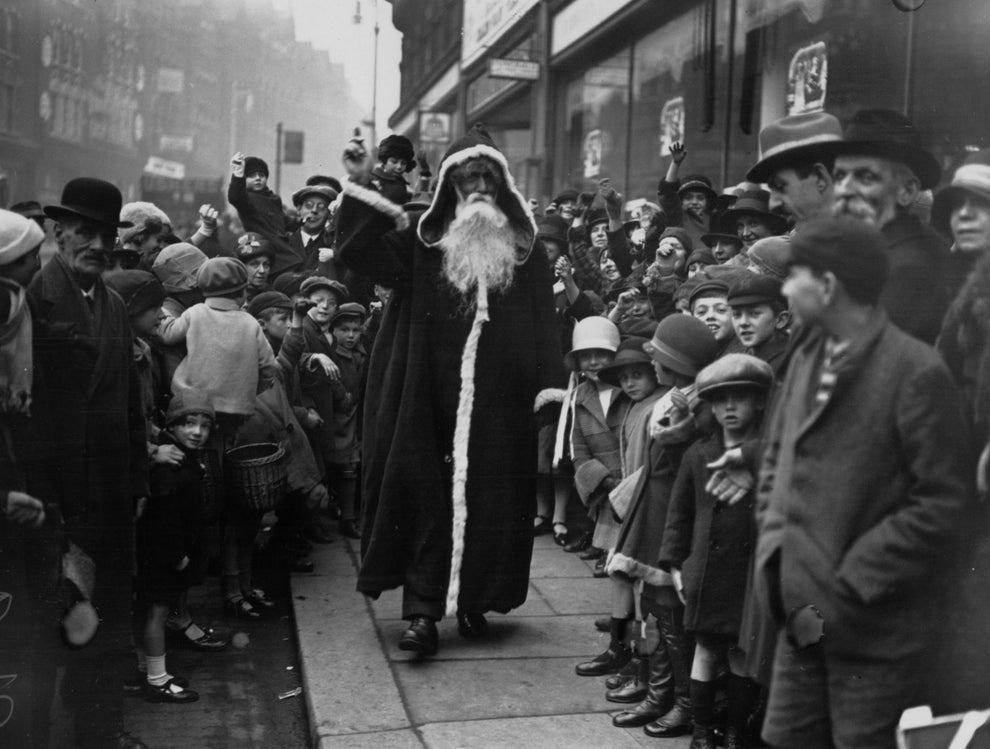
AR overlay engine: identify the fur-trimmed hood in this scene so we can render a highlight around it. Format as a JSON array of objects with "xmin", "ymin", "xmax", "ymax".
[{"xmin": 417, "ymin": 124, "xmax": 537, "ymax": 261}]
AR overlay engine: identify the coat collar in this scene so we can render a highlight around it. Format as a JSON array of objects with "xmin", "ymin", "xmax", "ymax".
[
  {"xmin": 575, "ymin": 379, "xmax": 626, "ymax": 425},
  {"xmin": 204, "ymin": 297, "xmax": 242, "ymax": 311}
]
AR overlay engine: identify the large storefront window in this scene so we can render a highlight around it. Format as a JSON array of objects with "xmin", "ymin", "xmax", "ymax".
[{"xmin": 556, "ymin": 48, "xmax": 630, "ymax": 191}]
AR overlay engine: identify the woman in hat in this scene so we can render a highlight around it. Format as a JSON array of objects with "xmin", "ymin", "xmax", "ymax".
[{"xmin": 722, "ymin": 190, "xmax": 788, "ymax": 255}]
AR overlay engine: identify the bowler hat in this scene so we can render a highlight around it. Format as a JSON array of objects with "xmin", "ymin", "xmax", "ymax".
[
  {"xmin": 44, "ymin": 177, "xmax": 132, "ymax": 230},
  {"xmin": 931, "ymin": 149, "xmax": 990, "ymax": 236},
  {"xmin": 678, "ymin": 175, "xmax": 718, "ymax": 205},
  {"xmin": 598, "ymin": 337, "xmax": 655, "ymax": 386},
  {"xmin": 564, "ymin": 316, "xmax": 620, "ymax": 371},
  {"xmin": 723, "ymin": 190, "xmax": 789, "ymax": 235},
  {"xmin": 237, "ymin": 232, "xmax": 275, "ymax": 263},
  {"xmin": 246, "ymin": 290, "xmax": 292, "ymax": 318},
  {"xmin": 695, "ymin": 353, "xmax": 773, "ymax": 399},
  {"xmin": 727, "ymin": 272, "xmax": 784, "ymax": 307},
  {"xmin": 643, "ymin": 314, "xmax": 719, "ymax": 377},
  {"xmin": 826, "ymin": 109, "xmax": 940, "ymax": 190},
  {"xmin": 746, "ymin": 111, "xmax": 843, "ymax": 184},
  {"xmin": 292, "ymin": 184, "xmax": 338, "ymax": 208}
]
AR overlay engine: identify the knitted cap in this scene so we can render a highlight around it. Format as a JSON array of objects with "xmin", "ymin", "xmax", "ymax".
[
  {"xmin": 746, "ymin": 236, "xmax": 791, "ymax": 281},
  {"xmin": 244, "ymin": 156, "xmax": 269, "ymax": 178},
  {"xmin": 564, "ymin": 316, "xmax": 620, "ymax": 371},
  {"xmin": 196, "ymin": 256, "xmax": 249, "ymax": 297},
  {"xmin": 789, "ymin": 217, "xmax": 888, "ymax": 305},
  {"xmin": 727, "ymin": 272, "xmax": 784, "ymax": 308},
  {"xmin": 0, "ymin": 208, "xmax": 45, "ymax": 266},
  {"xmin": 658, "ymin": 226, "xmax": 693, "ymax": 253},
  {"xmin": 246, "ymin": 290, "xmax": 292, "ymax": 318},
  {"xmin": 643, "ymin": 314, "xmax": 719, "ymax": 377},
  {"xmin": 166, "ymin": 389, "xmax": 215, "ymax": 426},
  {"xmin": 119, "ymin": 201, "xmax": 171, "ymax": 246},
  {"xmin": 695, "ymin": 353, "xmax": 773, "ymax": 399},
  {"xmin": 152, "ymin": 242, "xmax": 208, "ymax": 293},
  {"xmin": 104, "ymin": 269, "xmax": 166, "ymax": 316},
  {"xmin": 329, "ymin": 302, "xmax": 367, "ymax": 328},
  {"xmin": 686, "ymin": 247, "xmax": 716, "ymax": 268},
  {"xmin": 598, "ymin": 337, "xmax": 654, "ymax": 386}
]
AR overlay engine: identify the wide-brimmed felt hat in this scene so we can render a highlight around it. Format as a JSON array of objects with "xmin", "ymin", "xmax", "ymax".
[
  {"xmin": 292, "ymin": 184, "xmax": 338, "ymax": 207},
  {"xmin": 45, "ymin": 177, "xmax": 132, "ymax": 230},
  {"xmin": 695, "ymin": 353, "xmax": 773, "ymax": 399},
  {"xmin": 678, "ymin": 174, "xmax": 718, "ymax": 205},
  {"xmin": 553, "ymin": 189, "xmax": 579, "ymax": 205},
  {"xmin": 564, "ymin": 316, "xmax": 620, "ymax": 371},
  {"xmin": 538, "ymin": 213, "xmax": 570, "ymax": 246},
  {"xmin": 598, "ymin": 337, "xmax": 655, "ymax": 386},
  {"xmin": 700, "ymin": 212, "xmax": 745, "ymax": 248},
  {"xmin": 746, "ymin": 111, "xmax": 843, "ymax": 184},
  {"xmin": 931, "ymin": 149, "xmax": 990, "ymax": 236},
  {"xmin": 824, "ymin": 108, "xmax": 940, "ymax": 190},
  {"xmin": 723, "ymin": 190, "xmax": 788, "ymax": 234},
  {"xmin": 643, "ymin": 314, "xmax": 719, "ymax": 377}
]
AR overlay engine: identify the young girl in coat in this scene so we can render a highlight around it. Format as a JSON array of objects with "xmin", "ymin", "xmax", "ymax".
[
  {"xmin": 133, "ymin": 392, "xmax": 215, "ymax": 705},
  {"xmin": 659, "ymin": 354, "xmax": 773, "ymax": 749}
]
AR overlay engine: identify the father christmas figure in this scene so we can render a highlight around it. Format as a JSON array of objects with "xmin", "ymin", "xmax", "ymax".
[{"xmin": 336, "ymin": 125, "xmax": 565, "ymax": 655}]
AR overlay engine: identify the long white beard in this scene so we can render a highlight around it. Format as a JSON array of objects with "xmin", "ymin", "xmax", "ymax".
[{"xmin": 440, "ymin": 199, "xmax": 518, "ymax": 295}]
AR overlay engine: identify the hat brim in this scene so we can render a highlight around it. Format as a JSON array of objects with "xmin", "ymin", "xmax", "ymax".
[
  {"xmin": 44, "ymin": 205, "xmax": 133, "ymax": 229},
  {"xmin": 746, "ymin": 141, "xmax": 841, "ymax": 184},
  {"xmin": 722, "ymin": 207, "xmax": 789, "ymax": 235},
  {"xmin": 598, "ymin": 353, "xmax": 654, "ymax": 386},
  {"xmin": 930, "ymin": 184, "xmax": 990, "ymax": 237},
  {"xmin": 696, "ymin": 379, "xmax": 770, "ymax": 399},
  {"xmin": 678, "ymin": 185, "xmax": 719, "ymax": 204},
  {"xmin": 728, "ymin": 293, "xmax": 781, "ymax": 307},
  {"xmin": 822, "ymin": 140, "xmax": 941, "ymax": 190},
  {"xmin": 642, "ymin": 339, "xmax": 699, "ymax": 378},
  {"xmin": 292, "ymin": 187, "xmax": 338, "ymax": 207},
  {"xmin": 701, "ymin": 233, "xmax": 743, "ymax": 247}
]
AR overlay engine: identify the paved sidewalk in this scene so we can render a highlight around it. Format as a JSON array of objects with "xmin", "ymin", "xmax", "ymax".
[{"xmin": 291, "ymin": 533, "xmax": 692, "ymax": 748}]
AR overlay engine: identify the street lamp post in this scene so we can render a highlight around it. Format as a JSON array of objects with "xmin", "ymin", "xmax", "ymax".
[{"xmin": 354, "ymin": 0, "xmax": 380, "ymax": 147}]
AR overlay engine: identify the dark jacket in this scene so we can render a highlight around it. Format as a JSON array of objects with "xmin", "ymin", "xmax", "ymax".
[
  {"xmin": 657, "ymin": 178, "xmax": 711, "ymax": 249},
  {"xmin": 227, "ymin": 175, "xmax": 292, "ymax": 254},
  {"xmin": 755, "ymin": 311, "xmax": 973, "ymax": 661},
  {"xmin": 370, "ymin": 166, "xmax": 411, "ymax": 205},
  {"xmin": 142, "ymin": 432, "xmax": 203, "ymax": 574},
  {"xmin": 880, "ymin": 211, "xmax": 949, "ymax": 345},
  {"xmin": 281, "ymin": 226, "xmax": 333, "ymax": 278},
  {"xmin": 568, "ymin": 226, "xmax": 633, "ymax": 299},
  {"xmin": 660, "ymin": 434, "xmax": 755, "ymax": 636}
]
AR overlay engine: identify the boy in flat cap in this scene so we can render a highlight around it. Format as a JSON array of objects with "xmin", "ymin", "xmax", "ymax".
[{"xmin": 727, "ymin": 274, "xmax": 790, "ymax": 376}]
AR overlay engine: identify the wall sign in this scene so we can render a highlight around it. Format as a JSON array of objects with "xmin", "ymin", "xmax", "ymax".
[
  {"xmin": 659, "ymin": 96, "xmax": 685, "ymax": 157},
  {"xmin": 787, "ymin": 42, "xmax": 827, "ymax": 115},
  {"xmin": 419, "ymin": 111, "xmax": 451, "ymax": 143},
  {"xmin": 583, "ymin": 128, "xmax": 604, "ymax": 179}
]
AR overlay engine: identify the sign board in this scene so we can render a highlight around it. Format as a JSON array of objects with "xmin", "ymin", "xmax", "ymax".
[
  {"xmin": 157, "ymin": 67, "xmax": 185, "ymax": 93},
  {"xmin": 462, "ymin": 0, "xmax": 540, "ymax": 67},
  {"xmin": 488, "ymin": 58, "xmax": 539, "ymax": 80},
  {"xmin": 283, "ymin": 131, "xmax": 304, "ymax": 163},
  {"xmin": 583, "ymin": 128, "xmax": 605, "ymax": 179},
  {"xmin": 419, "ymin": 112, "xmax": 452, "ymax": 143},
  {"xmin": 787, "ymin": 42, "xmax": 827, "ymax": 115},
  {"xmin": 659, "ymin": 96, "xmax": 685, "ymax": 157},
  {"xmin": 143, "ymin": 156, "xmax": 185, "ymax": 180},
  {"xmin": 159, "ymin": 135, "xmax": 193, "ymax": 152}
]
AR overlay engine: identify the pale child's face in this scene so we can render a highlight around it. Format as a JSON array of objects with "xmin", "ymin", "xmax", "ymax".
[
  {"xmin": 710, "ymin": 389, "xmax": 762, "ymax": 436},
  {"xmin": 618, "ymin": 364, "xmax": 657, "ymax": 402},
  {"xmin": 307, "ymin": 289, "xmax": 339, "ymax": 328},
  {"xmin": 170, "ymin": 414, "xmax": 212, "ymax": 450},
  {"xmin": 627, "ymin": 294, "xmax": 652, "ymax": 319},
  {"xmin": 246, "ymin": 171, "xmax": 268, "ymax": 192},
  {"xmin": 260, "ymin": 309, "xmax": 290, "ymax": 341},
  {"xmin": 383, "ymin": 157, "xmax": 407, "ymax": 176},
  {"xmin": 692, "ymin": 295, "xmax": 733, "ymax": 342},
  {"xmin": 687, "ymin": 261, "xmax": 708, "ymax": 279},
  {"xmin": 681, "ymin": 190, "xmax": 709, "ymax": 219},
  {"xmin": 333, "ymin": 319, "xmax": 363, "ymax": 350},
  {"xmin": 731, "ymin": 303, "xmax": 779, "ymax": 349},
  {"xmin": 576, "ymin": 348, "xmax": 614, "ymax": 382}
]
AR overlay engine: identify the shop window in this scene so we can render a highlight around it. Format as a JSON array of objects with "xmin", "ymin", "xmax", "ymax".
[{"xmin": 0, "ymin": 84, "xmax": 13, "ymax": 133}]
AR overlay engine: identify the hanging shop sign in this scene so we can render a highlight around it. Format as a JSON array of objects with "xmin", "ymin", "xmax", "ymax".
[
  {"xmin": 143, "ymin": 156, "xmax": 186, "ymax": 180},
  {"xmin": 659, "ymin": 96, "xmax": 685, "ymax": 157},
  {"xmin": 419, "ymin": 111, "xmax": 452, "ymax": 143},
  {"xmin": 463, "ymin": 0, "xmax": 540, "ymax": 67},
  {"xmin": 488, "ymin": 58, "xmax": 540, "ymax": 80},
  {"xmin": 787, "ymin": 42, "xmax": 827, "ymax": 115},
  {"xmin": 583, "ymin": 128, "xmax": 605, "ymax": 179}
]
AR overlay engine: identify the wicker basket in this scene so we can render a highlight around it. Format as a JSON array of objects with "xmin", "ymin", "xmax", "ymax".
[{"xmin": 224, "ymin": 443, "xmax": 287, "ymax": 512}]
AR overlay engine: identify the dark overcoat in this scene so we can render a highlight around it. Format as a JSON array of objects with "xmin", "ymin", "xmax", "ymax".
[
  {"xmin": 336, "ymin": 200, "xmax": 564, "ymax": 614},
  {"xmin": 660, "ymin": 434, "xmax": 754, "ymax": 637}
]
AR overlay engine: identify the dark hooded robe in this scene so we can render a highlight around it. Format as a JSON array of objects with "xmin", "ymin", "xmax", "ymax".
[{"xmin": 335, "ymin": 126, "xmax": 565, "ymax": 618}]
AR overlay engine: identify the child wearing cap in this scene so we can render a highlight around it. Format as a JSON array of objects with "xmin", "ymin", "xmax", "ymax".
[
  {"xmin": 689, "ymin": 278, "xmax": 738, "ymax": 355},
  {"xmin": 227, "ymin": 152, "xmax": 291, "ymax": 252},
  {"xmin": 686, "ymin": 247, "xmax": 715, "ymax": 280},
  {"xmin": 133, "ymin": 391, "xmax": 217, "ymax": 705},
  {"xmin": 371, "ymin": 135, "xmax": 416, "ymax": 205},
  {"xmin": 157, "ymin": 256, "xmax": 279, "ymax": 443},
  {"xmin": 700, "ymin": 220, "xmax": 746, "ymax": 266},
  {"xmin": 657, "ymin": 143, "xmax": 717, "ymax": 247},
  {"xmin": 606, "ymin": 314, "xmax": 719, "ymax": 736},
  {"xmin": 658, "ymin": 353, "xmax": 773, "ymax": 748},
  {"xmin": 727, "ymin": 273, "xmax": 790, "ymax": 375},
  {"xmin": 326, "ymin": 303, "xmax": 368, "ymax": 539},
  {"xmin": 581, "ymin": 338, "xmax": 663, "ymax": 692}
]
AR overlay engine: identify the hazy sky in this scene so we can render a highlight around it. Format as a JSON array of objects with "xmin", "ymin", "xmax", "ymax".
[{"xmin": 288, "ymin": 0, "xmax": 404, "ymax": 138}]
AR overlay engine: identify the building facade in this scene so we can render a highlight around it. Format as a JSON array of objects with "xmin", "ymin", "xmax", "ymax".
[{"xmin": 387, "ymin": 0, "xmax": 990, "ymax": 206}]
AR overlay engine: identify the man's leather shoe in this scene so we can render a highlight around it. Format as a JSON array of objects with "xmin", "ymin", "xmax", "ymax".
[
  {"xmin": 643, "ymin": 699, "xmax": 692, "ymax": 738},
  {"xmin": 606, "ymin": 672, "xmax": 648, "ymax": 703},
  {"xmin": 604, "ymin": 654, "xmax": 639, "ymax": 689},
  {"xmin": 574, "ymin": 644, "xmax": 631, "ymax": 676},
  {"xmin": 578, "ymin": 546, "xmax": 603, "ymax": 561},
  {"xmin": 612, "ymin": 697, "xmax": 667, "ymax": 728},
  {"xmin": 594, "ymin": 616, "xmax": 611, "ymax": 633},
  {"xmin": 456, "ymin": 611, "xmax": 488, "ymax": 639},
  {"xmin": 563, "ymin": 530, "xmax": 591, "ymax": 553},
  {"xmin": 398, "ymin": 616, "xmax": 438, "ymax": 656}
]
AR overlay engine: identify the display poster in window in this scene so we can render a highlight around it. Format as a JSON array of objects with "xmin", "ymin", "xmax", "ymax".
[
  {"xmin": 659, "ymin": 97, "xmax": 685, "ymax": 157},
  {"xmin": 583, "ymin": 129, "xmax": 605, "ymax": 179},
  {"xmin": 787, "ymin": 42, "xmax": 827, "ymax": 115}
]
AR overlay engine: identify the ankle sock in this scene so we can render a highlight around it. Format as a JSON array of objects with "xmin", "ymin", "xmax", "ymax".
[{"xmin": 146, "ymin": 654, "xmax": 169, "ymax": 686}]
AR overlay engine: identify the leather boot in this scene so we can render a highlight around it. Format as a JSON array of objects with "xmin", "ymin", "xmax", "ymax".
[
  {"xmin": 643, "ymin": 604, "xmax": 694, "ymax": 737},
  {"xmin": 724, "ymin": 673, "xmax": 760, "ymax": 749},
  {"xmin": 575, "ymin": 617, "xmax": 631, "ymax": 676},
  {"xmin": 606, "ymin": 655, "xmax": 648, "ymax": 704},
  {"xmin": 611, "ymin": 642, "xmax": 673, "ymax": 726},
  {"xmin": 604, "ymin": 653, "xmax": 639, "ymax": 690},
  {"xmin": 644, "ymin": 697, "xmax": 692, "ymax": 737},
  {"xmin": 688, "ymin": 679, "xmax": 717, "ymax": 749}
]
